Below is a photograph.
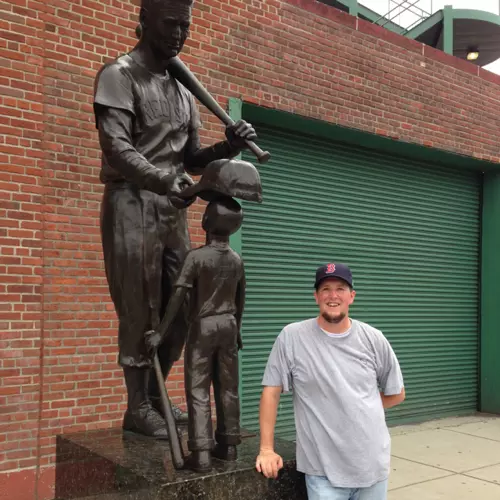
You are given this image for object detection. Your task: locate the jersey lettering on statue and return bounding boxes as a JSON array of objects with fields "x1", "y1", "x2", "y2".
[{"x1": 134, "y1": 72, "x2": 192, "y2": 134}]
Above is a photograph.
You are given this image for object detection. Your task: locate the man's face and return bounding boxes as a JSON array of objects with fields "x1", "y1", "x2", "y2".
[
  {"x1": 142, "y1": 3, "x2": 191, "y2": 60},
  {"x1": 314, "y1": 278, "x2": 355, "y2": 324}
]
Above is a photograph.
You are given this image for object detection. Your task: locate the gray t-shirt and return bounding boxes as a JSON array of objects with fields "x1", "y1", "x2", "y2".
[{"x1": 262, "y1": 318, "x2": 404, "y2": 488}]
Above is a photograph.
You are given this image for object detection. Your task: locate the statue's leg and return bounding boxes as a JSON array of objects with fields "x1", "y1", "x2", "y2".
[
  {"x1": 184, "y1": 317, "x2": 214, "y2": 472},
  {"x1": 121, "y1": 367, "x2": 169, "y2": 440},
  {"x1": 212, "y1": 315, "x2": 241, "y2": 461},
  {"x1": 149, "y1": 207, "x2": 190, "y2": 423},
  {"x1": 100, "y1": 185, "x2": 168, "y2": 439}
]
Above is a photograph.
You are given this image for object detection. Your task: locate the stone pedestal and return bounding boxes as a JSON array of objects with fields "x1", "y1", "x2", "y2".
[{"x1": 54, "y1": 428, "x2": 306, "y2": 500}]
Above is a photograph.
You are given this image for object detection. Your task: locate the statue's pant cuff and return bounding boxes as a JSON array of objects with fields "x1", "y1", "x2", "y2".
[
  {"x1": 215, "y1": 431, "x2": 241, "y2": 446},
  {"x1": 188, "y1": 437, "x2": 215, "y2": 451}
]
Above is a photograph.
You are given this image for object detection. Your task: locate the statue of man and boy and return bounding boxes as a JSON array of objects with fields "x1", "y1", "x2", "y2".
[{"x1": 93, "y1": 0, "x2": 263, "y2": 471}]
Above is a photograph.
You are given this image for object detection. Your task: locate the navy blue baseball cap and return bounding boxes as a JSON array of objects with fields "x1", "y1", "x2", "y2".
[{"x1": 314, "y1": 263, "x2": 353, "y2": 289}]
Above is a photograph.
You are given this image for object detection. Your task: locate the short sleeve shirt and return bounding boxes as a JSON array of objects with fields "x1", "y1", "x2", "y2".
[
  {"x1": 262, "y1": 318, "x2": 404, "y2": 488},
  {"x1": 175, "y1": 245, "x2": 244, "y2": 319},
  {"x1": 93, "y1": 54, "x2": 202, "y2": 182}
]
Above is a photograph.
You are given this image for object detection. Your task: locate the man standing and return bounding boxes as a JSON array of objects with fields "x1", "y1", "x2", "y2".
[
  {"x1": 93, "y1": 0, "x2": 257, "y2": 439},
  {"x1": 256, "y1": 263, "x2": 405, "y2": 500}
]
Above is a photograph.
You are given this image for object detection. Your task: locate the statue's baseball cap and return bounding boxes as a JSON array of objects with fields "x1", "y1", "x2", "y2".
[
  {"x1": 179, "y1": 159, "x2": 262, "y2": 203},
  {"x1": 314, "y1": 263, "x2": 353, "y2": 289}
]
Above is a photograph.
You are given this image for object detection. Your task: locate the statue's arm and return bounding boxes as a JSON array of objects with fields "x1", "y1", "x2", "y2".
[
  {"x1": 97, "y1": 106, "x2": 176, "y2": 195},
  {"x1": 183, "y1": 127, "x2": 239, "y2": 175},
  {"x1": 157, "y1": 286, "x2": 189, "y2": 340},
  {"x1": 183, "y1": 94, "x2": 258, "y2": 175},
  {"x1": 145, "y1": 285, "x2": 189, "y2": 356},
  {"x1": 145, "y1": 252, "x2": 196, "y2": 356}
]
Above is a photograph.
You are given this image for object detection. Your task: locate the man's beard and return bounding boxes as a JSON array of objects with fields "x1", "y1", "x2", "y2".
[{"x1": 322, "y1": 311, "x2": 346, "y2": 324}]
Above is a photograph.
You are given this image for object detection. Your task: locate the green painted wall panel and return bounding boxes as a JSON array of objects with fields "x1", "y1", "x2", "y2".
[
  {"x1": 480, "y1": 171, "x2": 500, "y2": 414},
  {"x1": 240, "y1": 125, "x2": 481, "y2": 439}
]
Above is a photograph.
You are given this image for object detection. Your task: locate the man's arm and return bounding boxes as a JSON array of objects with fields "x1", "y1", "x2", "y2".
[
  {"x1": 97, "y1": 107, "x2": 192, "y2": 204},
  {"x1": 375, "y1": 331, "x2": 405, "y2": 409},
  {"x1": 256, "y1": 331, "x2": 292, "y2": 479},
  {"x1": 256, "y1": 386, "x2": 284, "y2": 479},
  {"x1": 235, "y1": 268, "x2": 246, "y2": 350},
  {"x1": 381, "y1": 387, "x2": 405, "y2": 409}
]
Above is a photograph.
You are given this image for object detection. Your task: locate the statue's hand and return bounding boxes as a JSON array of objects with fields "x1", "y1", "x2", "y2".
[
  {"x1": 144, "y1": 329, "x2": 162, "y2": 357},
  {"x1": 164, "y1": 173, "x2": 196, "y2": 209},
  {"x1": 225, "y1": 120, "x2": 257, "y2": 150}
]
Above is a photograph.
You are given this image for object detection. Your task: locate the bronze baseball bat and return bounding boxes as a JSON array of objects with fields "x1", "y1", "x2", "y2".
[
  {"x1": 153, "y1": 353, "x2": 185, "y2": 469},
  {"x1": 167, "y1": 56, "x2": 271, "y2": 164}
]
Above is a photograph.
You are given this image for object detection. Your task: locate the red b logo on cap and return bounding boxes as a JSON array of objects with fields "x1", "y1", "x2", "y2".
[{"x1": 326, "y1": 264, "x2": 336, "y2": 273}]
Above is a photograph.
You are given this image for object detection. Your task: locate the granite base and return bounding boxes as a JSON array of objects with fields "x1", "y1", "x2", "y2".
[{"x1": 54, "y1": 427, "x2": 307, "y2": 500}]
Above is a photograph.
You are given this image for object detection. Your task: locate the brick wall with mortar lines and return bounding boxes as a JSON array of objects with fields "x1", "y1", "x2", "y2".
[{"x1": 1, "y1": 0, "x2": 500, "y2": 497}]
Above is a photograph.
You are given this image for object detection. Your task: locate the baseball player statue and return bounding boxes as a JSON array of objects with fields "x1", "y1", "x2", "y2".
[{"x1": 93, "y1": 0, "x2": 258, "y2": 439}]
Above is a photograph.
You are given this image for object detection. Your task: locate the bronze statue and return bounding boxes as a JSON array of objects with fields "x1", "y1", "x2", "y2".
[
  {"x1": 93, "y1": 0, "x2": 258, "y2": 440},
  {"x1": 146, "y1": 159, "x2": 262, "y2": 472}
]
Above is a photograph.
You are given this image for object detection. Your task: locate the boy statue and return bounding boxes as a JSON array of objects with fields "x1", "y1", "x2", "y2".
[{"x1": 146, "y1": 158, "x2": 262, "y2": 472}]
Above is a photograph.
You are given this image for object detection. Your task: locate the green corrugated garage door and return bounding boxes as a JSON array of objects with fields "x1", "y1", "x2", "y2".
[{"x1": 240, "y1": 125, "x2": 481, "y2": 440}]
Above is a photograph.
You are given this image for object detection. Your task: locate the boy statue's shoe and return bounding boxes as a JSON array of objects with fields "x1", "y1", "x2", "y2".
[{"x1": 211, "y1": 444, "x2": 237, "y2": 461}]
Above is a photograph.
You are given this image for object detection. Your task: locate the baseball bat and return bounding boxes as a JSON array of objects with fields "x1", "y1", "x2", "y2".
[
  {"x1": 153, "y1": 353, "x2": 185, "y2": 469},
  {"x1": 167, "y1": 56, "x2": 271, "y2": 164}
]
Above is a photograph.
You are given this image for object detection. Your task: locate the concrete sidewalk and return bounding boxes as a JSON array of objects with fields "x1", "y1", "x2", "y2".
[{"x1": 388, "y1": 414, "x2": 500, "y2": 499}]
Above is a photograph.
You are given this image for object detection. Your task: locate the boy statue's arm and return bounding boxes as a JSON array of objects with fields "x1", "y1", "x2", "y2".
[
  {"x1": 145, "y1": 286, "x2": 189, "y2": 357},
  {"x1": 235, "y1": 267, "x2": 246, "y2": 351}
]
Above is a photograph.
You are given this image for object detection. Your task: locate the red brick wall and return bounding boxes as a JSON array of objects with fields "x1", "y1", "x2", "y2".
[{"x1": 1, "y1": 0, "x2": 499, "y2": 498}]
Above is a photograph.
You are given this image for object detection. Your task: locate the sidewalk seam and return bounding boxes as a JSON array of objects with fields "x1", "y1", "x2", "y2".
[
  {"x1": 461, "y1": 461, "x2": 500, "y2": 474},
  {"x1": 391, "y1": 455, "x2": 457, "y2": 474},
  {"x1": 460, "y1": 473, "x2": 500, "y2": 488},
  {"x1": 445, "y1": 428, "x2": 500, "y2": 444},
  {"x1": 389, "y1": 472, "x2": 458, "y2": 492}
]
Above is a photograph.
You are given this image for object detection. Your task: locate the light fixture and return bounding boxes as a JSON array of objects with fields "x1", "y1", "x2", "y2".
[{"x1": 466, "y1": 47, "x2": 479, "y2": 61}]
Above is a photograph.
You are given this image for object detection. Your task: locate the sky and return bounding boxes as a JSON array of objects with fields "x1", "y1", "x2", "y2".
[{"x1": 360, "y1": 0, "x2": 500, "y2": 74}]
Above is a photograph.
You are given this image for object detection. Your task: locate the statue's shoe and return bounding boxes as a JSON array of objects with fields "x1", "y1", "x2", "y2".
[
  {"x1": 150, "y1": 397, "x2": 189, "y2": 425},
  {"x1": 172, "y1": 404, "x2": 189, "y2": 425},
  {"x1": 212, "y1": 444, "x2": 237, "y2": 461},
  {"x1": 122, "y1": 404, "x2": 169, "y2": 440},
  {"x1": 184, "y1": 450, "x2": 212, "y2": 473}
]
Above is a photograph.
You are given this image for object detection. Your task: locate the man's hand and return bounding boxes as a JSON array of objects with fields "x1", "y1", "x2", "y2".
[
  {"x1": 144, "y1": 329, "x2": 163, "y2": 357},
  {"x1": 225, "y1": 120, "x2": 257, "y2": 150},
  {"x1": 164, "y1": 173, "x2": 196, "y2": 209},
  {"x1": 256, "y1": 449, "x2": 284, "y2": 479}
]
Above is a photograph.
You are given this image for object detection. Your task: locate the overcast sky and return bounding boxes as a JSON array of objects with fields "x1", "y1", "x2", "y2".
[{"x1": 360, "y1": 0, "x2": 500, "y2": 73}]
